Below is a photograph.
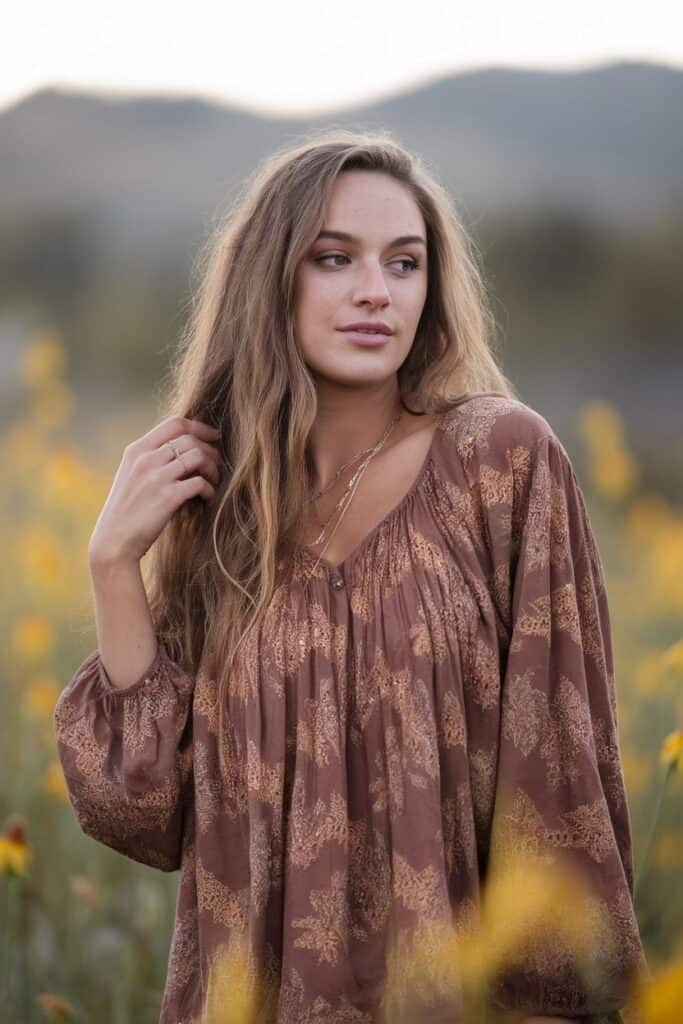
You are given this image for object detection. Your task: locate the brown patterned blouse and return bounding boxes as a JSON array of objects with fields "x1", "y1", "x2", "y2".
[{"x1": 54, "y1": 393, "x2": 647, "y2": 1024}]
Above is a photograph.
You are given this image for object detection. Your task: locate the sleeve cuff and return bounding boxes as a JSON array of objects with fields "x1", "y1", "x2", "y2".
[{"x1": 96, "y1": 643, "x2": 167, "y2": 698}]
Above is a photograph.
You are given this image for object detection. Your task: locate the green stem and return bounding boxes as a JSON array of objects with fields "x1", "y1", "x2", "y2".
[
  {"x1": 1, "y1": 876, "x2": 20, "y2": 1010},
  {"x1": 633, "y1": 759, "x2": 675, "y2": 903}
]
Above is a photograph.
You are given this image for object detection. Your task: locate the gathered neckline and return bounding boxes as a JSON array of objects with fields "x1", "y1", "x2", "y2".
[
  {"x1": 295, "y1": 391, "x2": 507, "y2": 575},
  {"x1": 297, "y1": 407, "x2": 448, "y2": 575}
]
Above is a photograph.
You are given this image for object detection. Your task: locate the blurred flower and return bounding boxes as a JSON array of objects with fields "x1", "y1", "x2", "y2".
[
  {"x1": 578, "y1": 401, "x2": 624, "y2": 448},
  {"x1": 20, "y1": 332, "x2": 66, "y2": 390},
  {"x1": 12, "y1": 614, "x2": 55, "y2": 660},
  {"x1": 24, "y1": 676, "x2": 60, "y2": 719},
  {"x1": 0, "y1": 815, "x2": 32, "y2": 877},
  {"x1": 35, "y1": 992, "x2": 78, "y2": 1021},
  {"x1": 659, "y1": 731, "x2": 683, "y2": 772},
  {"x1": 635, "y1": 944, "x2": 683, "y2": 1024},
  {"x1": 661, "y1": 639, "x2": 683, "y2": 673},
  {"x1": 649, "y1": 524, "x2": 683, "y2": 613},
  {"x1": 32, "y1": 379, "x2": 74, "y2": 430},
  {"x1": 379, "y1": 847, "x2": 602, "y2": 1023},
  {"x1": 42, "y1": 447, "x2": 86, "y2": 500},
  {"x1": 18, "y1": 528, "x2": 67, "y2": 589},
  {"x1": 626, "y1": 494, "x2": 673, "y2": 546},
  {"x1": 43, "y1": 760, "x2": 69, "y2": 801},
  {"x1": 577, "y1": 400, "x2": 639, "y2": 500},
  {"x1": 196, "y1": 936, "x2": 278, "y2": 1023}
]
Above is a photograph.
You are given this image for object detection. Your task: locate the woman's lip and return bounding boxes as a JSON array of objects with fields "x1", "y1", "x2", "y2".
[{"x1": 339, "y1": 330, "x2": 391, "y2": 346}]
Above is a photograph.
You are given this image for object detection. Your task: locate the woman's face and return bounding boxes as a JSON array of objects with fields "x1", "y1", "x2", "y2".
[{"x1": 293, "y1": 169, "x2": 428, "y2": 389}]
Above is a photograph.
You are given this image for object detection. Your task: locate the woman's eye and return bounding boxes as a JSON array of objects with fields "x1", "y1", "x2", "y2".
[
  {"x1": 392, "y1": 258, "x2": 419, "y2": 273},
  {"x1": 314, "y1": 254, "x2": 419, "y2": 273},
  {"x1": 315, "y1": 254, "x2": 349, "y2": 268}
]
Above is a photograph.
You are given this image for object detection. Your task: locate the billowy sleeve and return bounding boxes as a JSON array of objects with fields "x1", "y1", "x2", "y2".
[
  {"x1": 484, "y1": 430, "x2": 647, "y2": 1021},
  {"x1": 53, "y1": 642, "x2": 194, "y2": 872}
]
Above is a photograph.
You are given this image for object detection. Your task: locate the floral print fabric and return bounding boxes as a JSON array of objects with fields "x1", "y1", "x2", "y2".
[{"x1": 54, "y1": 394, "x2": 646, "y2": 1023}]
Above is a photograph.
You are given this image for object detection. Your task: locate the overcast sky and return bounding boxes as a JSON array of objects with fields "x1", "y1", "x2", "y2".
[{"x1": 3, "y1": 0, "x2": 681, "y2": 116}]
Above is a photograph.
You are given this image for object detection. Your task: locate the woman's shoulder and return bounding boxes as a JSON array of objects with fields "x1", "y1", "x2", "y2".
[{"x1": 437, "y1": 391, "x2": 560, "y2": 470}]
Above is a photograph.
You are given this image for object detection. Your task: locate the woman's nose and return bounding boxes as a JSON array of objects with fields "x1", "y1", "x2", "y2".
[{"x1": 352, "y1": 261, "x2": 390, "y2": 305}]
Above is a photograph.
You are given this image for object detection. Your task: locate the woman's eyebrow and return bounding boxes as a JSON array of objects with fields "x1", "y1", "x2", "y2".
[{"x1": 314, "y1": 230, "x2": 426, "y2": 247}]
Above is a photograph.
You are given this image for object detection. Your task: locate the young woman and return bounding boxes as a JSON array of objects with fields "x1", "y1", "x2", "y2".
[{"x1": 54, "y1": 129, "x2": 646, "y2": 1023}]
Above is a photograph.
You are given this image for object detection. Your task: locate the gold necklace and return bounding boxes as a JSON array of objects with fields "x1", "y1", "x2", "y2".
[
  {"x1": 310, "y1": 411, "x2": 401, "y2": 543},
  {"x1": 302, "y1": 410, "x2": 402, "y2": 586},
  {"x1": 305, "y1": 442, "x2": 380, "y2": 507}
]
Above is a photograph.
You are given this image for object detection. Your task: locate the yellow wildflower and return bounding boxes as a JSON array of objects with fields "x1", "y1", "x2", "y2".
[
  {"x1": 20, "y1": 332, "x2": 66, "y2": 389},
  {"x1": 0, "y1": 815, "x2": 32, "y2": 877},
  {"x1": 590, "y1": 446, "x2": 639, "y2": 500},
  {"x1": 578, "y1": 401, "x2": 624, "y2": 450},
  {"x1": 195, "y1": 937, "x2": 278, "y2": 1023},
  {"x1": 661, "y1": 639, "x2": 683, "y2": 673},
  {"x1": 577, "y1": 400, "x2": 639, "y2": 499},
  {"x1": 378, "y1": 847, "x2": 599, "y2": 1022},
  {"x1": 635, "y1": 945, "x2": 683, "y2": 1024},
  {"x1": 24, "y1": 676, "x2": 60, "y2": 718},
  {"x1": 660, "y1": 731, "x2": 683, "y2": 772},
  {"x1": 43, "y1": 760, "x2": 69, "y2": 801},
  {"x1": 12, "y1": 614, "x2": 55, "y2": 660},
  {"x1": 19, "y1": 528, "x2": 67, "y2": 588}
]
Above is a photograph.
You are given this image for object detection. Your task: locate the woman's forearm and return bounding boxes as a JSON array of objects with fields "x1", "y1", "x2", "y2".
[{"x1": 88, "y1": 551, "x2": 158, "y2": 690}]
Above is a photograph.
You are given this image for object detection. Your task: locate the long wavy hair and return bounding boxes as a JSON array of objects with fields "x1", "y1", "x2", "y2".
[{"x1": 143, "y1": 126, "x2": 518, "y2": 775}]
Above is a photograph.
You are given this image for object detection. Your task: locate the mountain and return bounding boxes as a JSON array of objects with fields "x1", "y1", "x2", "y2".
[{"x1": 1, "y1": 60, "x2": 681, "y2": 251}]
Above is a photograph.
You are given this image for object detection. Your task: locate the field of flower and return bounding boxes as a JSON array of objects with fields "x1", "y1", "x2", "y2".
[{"x1": 1, "y1": 331, "x2": 682, "y2": 1022}]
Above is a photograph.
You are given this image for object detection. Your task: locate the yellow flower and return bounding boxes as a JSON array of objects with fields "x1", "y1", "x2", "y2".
[
  {"x1": 635, "y1": 945, "x2": 683, "y2": 1024},
  {"x1": 20, "y1": 332, "x2": 66, "y2": 389},
  {"x1": 378, "y1": 846, "x2": 599, "y2": 1022},
  {"x1": 18, "y1": 528, "x2": 67, "y2": 588},
  {"x1": 12, "y1": 614, "x2": 55, "y2": 660},
  {"x1": 660, "y1": 731, "x2": 683, "y2": 772},
  {"x1": 661, "y1": 639, "x2": 683, "y2": 673},
  {"x1": 42, "y1": 447, "x2": 84, "y2": 500},
  {"x1": 589, "y1": 446, "x2": 639, "y2": 500},
  {"x1": 43, "y1": 760, "x2": 69, "y2": 801},
  {"x1": 0, "y1": 816, "x2": 32, "y2": 877},
  {"x1": 24, "y1": 676, "x2": 60, "y2": 718},
  {"x1": 578, "y1": 401, "x2": 624, "y2": 449},
  {"x1": 195, "y1": 937, "x2": 278, "y2": 1023},
  {"x1": 577, "y1": 400, "x2": 639, "y2": 500}
]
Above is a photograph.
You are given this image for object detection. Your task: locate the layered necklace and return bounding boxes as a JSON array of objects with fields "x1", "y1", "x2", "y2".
[{"x1": 301, "y1": 408, "x2": 402, "y2": 583}]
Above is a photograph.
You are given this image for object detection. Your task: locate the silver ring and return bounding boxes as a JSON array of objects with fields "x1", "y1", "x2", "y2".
[{"x1": 166, "y1": 439, "x2": 188, "y2": 474}]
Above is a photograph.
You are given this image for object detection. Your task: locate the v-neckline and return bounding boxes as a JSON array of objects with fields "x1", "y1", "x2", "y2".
[{"x1": 296, "y1": 407, "x2": 449, "y2": 575}]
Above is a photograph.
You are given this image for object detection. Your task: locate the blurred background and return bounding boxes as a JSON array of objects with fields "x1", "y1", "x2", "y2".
[{"x1": 1, "y1": 1, "x2": 682, "y2": 1020}]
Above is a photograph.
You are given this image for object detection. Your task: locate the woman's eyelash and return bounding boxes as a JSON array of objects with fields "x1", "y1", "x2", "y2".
[{"x1": 314, "y1": 254, "x2": 419, "y2": 272}]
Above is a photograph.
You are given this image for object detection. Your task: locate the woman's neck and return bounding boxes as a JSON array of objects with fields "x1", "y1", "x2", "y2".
[{"x1": 307, "y1": 385, "x2": 407, "y2": 492}]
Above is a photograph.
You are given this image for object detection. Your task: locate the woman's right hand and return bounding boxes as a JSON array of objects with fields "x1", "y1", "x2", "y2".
[{"x1": 88, "y1": 416, "x2": 224, "y2": 567}]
